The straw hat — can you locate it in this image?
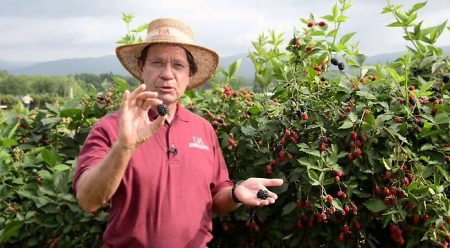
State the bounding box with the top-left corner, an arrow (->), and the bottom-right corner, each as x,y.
116,18 -> 219,89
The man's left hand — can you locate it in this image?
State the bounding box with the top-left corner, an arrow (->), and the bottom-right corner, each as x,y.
234,178 -> 284,206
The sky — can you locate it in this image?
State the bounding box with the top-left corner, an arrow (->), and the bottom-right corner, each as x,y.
1,0 -> 449,62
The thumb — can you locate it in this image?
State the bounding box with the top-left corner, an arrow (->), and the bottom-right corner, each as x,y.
149,115 -> 166,134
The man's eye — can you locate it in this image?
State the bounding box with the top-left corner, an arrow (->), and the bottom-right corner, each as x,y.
173,63 -> 186,70
151,61 -> 164,67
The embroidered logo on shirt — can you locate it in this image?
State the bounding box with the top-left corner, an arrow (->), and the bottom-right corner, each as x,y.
189,136 -> 209,150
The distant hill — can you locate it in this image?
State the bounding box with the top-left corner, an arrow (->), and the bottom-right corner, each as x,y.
2,46 -> 449,82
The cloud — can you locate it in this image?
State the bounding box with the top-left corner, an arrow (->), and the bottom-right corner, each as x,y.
0,0 -> 449,62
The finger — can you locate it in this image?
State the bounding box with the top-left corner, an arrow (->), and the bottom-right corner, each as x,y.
261,178 -> 284,187
258,199 -> 270,206
142,98 -> 163,110
135,91 -> 158,100
120,90 -> 130,112
149,115 -> 166,134
129,84 -> 146,105
267,191 -> 278,200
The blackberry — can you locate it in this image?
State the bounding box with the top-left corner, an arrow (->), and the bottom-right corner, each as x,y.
331,57 -> 339,66
157,104 -> 168,116
338,62 -> 345,71
429,96 -> 437,102
407,117 -> 415,124
256,189 -> 269,200
443,75 -> 449,83
292,111 -> 300,120
431,86 -> 440,92
416,120 -> 424,128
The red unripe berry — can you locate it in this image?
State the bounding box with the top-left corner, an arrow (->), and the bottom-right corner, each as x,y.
318,21 -> 326,26
285,129 -> 291,136
353,148 -> 362,157
403,178 -> 410,186
343,224 -> 350,234
305,200 -> 311,208
409,86 -> 415,91
307,21 -> 314,27
407,173 -> 414,181
336,170 -> 343,177
446,217 -> 450,225
278,150 -> 285,159
422,214 -> 429,222
385,171 -> 392,180
266,165 -> 272,174
302,113 -> 309,121
359,77 -> 366,83
375,187 -> 382,194
295,39 -> 302,46
351,132 -> 358,140
320,144 -> 328,151
384,198 -> 390,205
412,215 -> 420,224
353,221 -> 361,230
338,233 -> 345,241
326,195 -> 333,203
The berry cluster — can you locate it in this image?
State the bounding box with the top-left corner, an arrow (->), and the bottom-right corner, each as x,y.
330,57 -> 345,71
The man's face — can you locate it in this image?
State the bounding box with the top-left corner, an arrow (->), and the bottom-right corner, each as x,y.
139,44 -> 191,106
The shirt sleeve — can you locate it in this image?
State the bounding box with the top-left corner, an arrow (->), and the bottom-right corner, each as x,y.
72,117 -> 116,193
209,126 -> 233,196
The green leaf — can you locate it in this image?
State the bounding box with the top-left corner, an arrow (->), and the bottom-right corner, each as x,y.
387,21 -> 403,28
339,121 -> 354,129
420,144 -> 434,151
339,32 -> 356,45
41,117 -> 60,126
364,198 -> 388,213
41,149 -> 60,167
282,202 -> 297,216
434,113 -> 450,125
0,221 -> 24,244
307,169 -> 320,185
53,164 -> 71,172
408,2 -> 427,14
228,59 -> 242,79
45,103 -> 60,114
240,125 -> 257,136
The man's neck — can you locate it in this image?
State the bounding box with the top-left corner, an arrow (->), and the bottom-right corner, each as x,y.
166,102 -> 178,123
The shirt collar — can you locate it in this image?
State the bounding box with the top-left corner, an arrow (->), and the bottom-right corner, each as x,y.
148,102 -> 190,122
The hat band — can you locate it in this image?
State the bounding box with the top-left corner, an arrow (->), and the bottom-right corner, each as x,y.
145,27 -> 194,44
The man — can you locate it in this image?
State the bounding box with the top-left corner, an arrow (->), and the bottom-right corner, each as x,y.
21,94 -> 33,109
73,18 -> 283,247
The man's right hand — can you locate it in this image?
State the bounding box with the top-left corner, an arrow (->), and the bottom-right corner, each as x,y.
118,84 -> 166,151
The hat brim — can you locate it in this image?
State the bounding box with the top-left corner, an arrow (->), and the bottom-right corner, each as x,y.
116,42 -> 219,89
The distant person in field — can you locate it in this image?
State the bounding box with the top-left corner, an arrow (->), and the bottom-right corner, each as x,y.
73,18 -> 284,248
21,94 -> 33,109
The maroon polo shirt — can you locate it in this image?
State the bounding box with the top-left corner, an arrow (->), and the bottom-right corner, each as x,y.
73,103 -> 233,247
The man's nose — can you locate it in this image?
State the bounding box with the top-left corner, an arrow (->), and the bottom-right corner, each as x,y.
160,62 -> 175,79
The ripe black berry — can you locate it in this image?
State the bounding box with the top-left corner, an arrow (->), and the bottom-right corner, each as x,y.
407,117 -> 415,124
256,189 -> 269,200
338,62 -> 345,71
443,75 -> 449,83
331,57 -> 339,66
157,104 -> 168,116
431,86 -> 440,92
416,120 -> 424,128
292,111 -> 300,120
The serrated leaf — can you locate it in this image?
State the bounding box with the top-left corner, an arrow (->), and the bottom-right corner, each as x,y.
307,169 -> 320,185
41,149 -> 60,167
364,198 -> 388,213
0,221 -> 24,244
339,121 -> 354,129
420,144 -> 434,151
240,125 -> 257,136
